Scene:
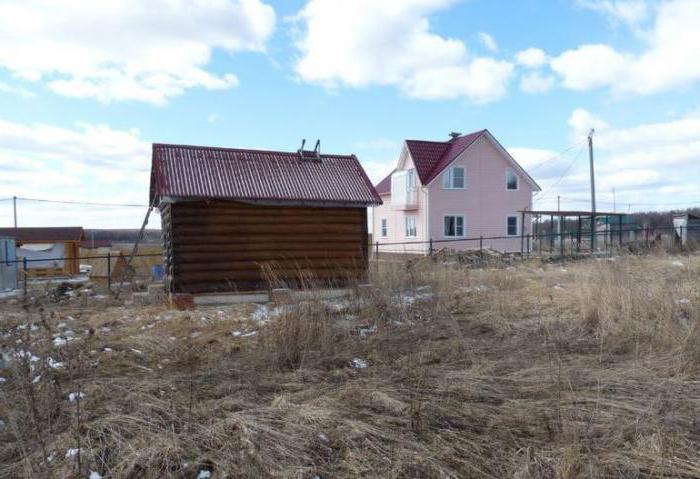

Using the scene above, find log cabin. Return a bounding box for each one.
[149,143,382,294]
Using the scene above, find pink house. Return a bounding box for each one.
[373,130,540,254]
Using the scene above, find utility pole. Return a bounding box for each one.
[13,196,17,228]
[588,130,597,250]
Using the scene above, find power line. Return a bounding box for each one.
[534,144,587,203]
[527,140,587,173]
[11,196,150,208]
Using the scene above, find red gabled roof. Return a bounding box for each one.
[0,227,84,242]
[374,129,540,192]
[375,169,395,195]
[150,143,382,207]
[406,130,485,185]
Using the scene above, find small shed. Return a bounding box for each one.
[149,143,382,294]
[672,213,700,246]
[0,227,85,277]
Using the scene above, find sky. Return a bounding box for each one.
[1,0,699,228]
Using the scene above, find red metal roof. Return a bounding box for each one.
[0,227,84,242]
[406,130,485,185]
[150,144,382,207]
[375,169,394,195]
[374,130,485,191]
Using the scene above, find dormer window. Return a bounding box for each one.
[442,166,465,189]
[506,168,518,190]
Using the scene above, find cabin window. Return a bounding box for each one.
[442,166,465,189]
[405,216,417,238]
[506,168,518,190]
[381,218,388,237]
[444,215,465,237]
[507,215,518,236]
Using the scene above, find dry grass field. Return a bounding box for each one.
[1,251,699,478]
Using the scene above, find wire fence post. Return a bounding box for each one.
[479,236,483,254]
[526,234,531,256]
[22,257,27,300]
[645,226,650,248]
[428,237,433,257]
[680,225,684,248]
[107,252,112,290]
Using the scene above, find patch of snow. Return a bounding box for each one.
[66,316,76,321]
[32,375,41,384]
[676,298,691,305]
[103,347,113,353]
[358,326,377,338]
[53,337,68,347]
[459,285,492,294]
[232,331,242,337]
[323,299,352,312]
[68,392,85,402]
[89,471,102,479]
[47,357,65,369]
[0,377,6,384]
[15,350,40,362]
[190,331,201,338]
[131,348,143,355]
[672,260,684,267]
[250,303,293,323]
[553,284,565,290]
[241,331,257,338]
[350,358,369,369]
[318,432,329,442]
[394,291,433,307]
[65,448,80,458]
[46,452,55,463]
[197,470,211,479]
[57,322,67,329]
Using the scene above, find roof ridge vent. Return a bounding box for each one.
[297,138,306,158]
[449,131,461,140]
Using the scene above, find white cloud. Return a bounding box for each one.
[0,81,35,98]
[478,32,498,52]
[519,72,555,93]
[0,118,154,228]
[551,0,700,95]
[576,0,651,27]
[0,0,275,104]
[292,0,514,103]
[515,48,548,68]
[551,44,629,90]
[530,108,700,211]
[207,113,220,124]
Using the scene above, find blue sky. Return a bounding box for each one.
[1,0,699,228]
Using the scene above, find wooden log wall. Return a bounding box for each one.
[160,200,368,293]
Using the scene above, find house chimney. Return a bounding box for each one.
[297,139,306,158]
[313,139,321,159]
[449,131,461,140]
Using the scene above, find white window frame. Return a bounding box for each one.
[443,215,465,238]
[407,168,416,190]
[380,218,388,237]
[505,168,519,191]
[405,216,417,238]
[506,215,519,236]
[442,166,465,189]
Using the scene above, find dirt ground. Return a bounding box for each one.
[1,252,699,478]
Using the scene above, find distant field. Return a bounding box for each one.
[1,252,699,478]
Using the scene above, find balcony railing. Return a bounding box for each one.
[392,188,418,210]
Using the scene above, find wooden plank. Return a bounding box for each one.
[175,250,362,263]
[173,258,363,273]
[171,214,362,226]
[172,241,362,253]
[175,267,362,282]
[173,203,362,218]
[170,233,361,244]
[172,223,363,235]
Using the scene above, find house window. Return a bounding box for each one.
[405,216,417,237]
[407,168,416,190]
[444,215,465,237]
[507,215,518,236]
[506,168,518,190]
[442,166,465,189]
[380,218,388,237]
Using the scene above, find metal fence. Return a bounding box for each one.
[372,224,700,260]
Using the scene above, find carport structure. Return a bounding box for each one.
[517,209,627,255]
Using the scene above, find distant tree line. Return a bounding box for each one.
[84,229,162,244]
